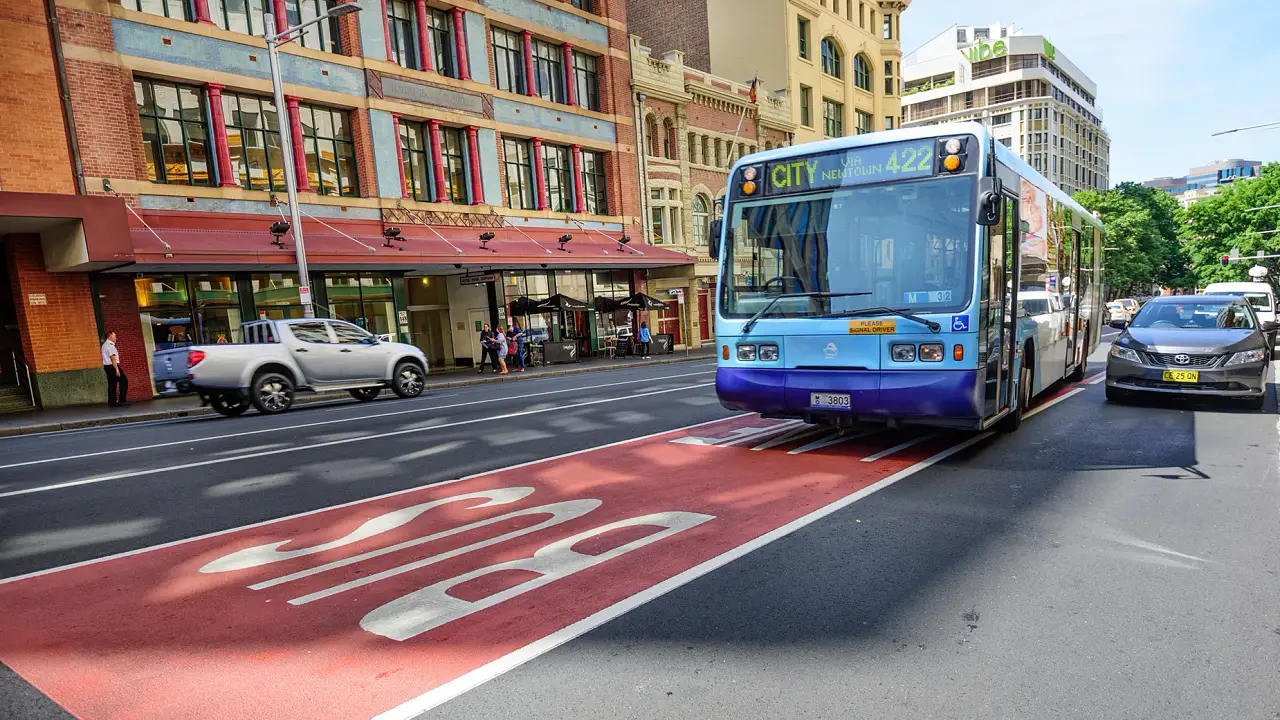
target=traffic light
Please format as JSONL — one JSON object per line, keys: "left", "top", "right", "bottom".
{"left": 1221, "top": 254, "right": 1231, "bottom": 266}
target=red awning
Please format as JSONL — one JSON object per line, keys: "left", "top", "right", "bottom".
{"left": 128, "top": 222, "right": 694, "bottom": 269}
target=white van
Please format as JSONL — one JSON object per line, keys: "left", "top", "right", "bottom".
{"left": 1203, "top": 281, "right": 1276, "bottom": 349}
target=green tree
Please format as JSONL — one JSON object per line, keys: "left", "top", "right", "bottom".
{"left": 1073, "top": 182, "right": 1191, "bottom": 298}
{"left": 1181, "top": 162, "right": 1280, "bottom": 291}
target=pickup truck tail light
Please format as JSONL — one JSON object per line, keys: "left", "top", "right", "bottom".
{"left": 188, "top": 350, "right": 206, "bottom": 368}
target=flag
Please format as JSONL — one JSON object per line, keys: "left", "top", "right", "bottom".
{"left": 748, "top": 76, "right": 758, "bottom": 103}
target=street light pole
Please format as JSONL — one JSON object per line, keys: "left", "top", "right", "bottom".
{"left": 263, "top": 3, "right": 360, "bottom": 318}
{"left": 1211, "top": 120, "right": 1280, "bottom": 137}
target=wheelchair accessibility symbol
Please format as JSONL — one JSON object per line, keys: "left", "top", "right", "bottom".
{"left": 950, "top": 315, "right": 971, "bottom": 332}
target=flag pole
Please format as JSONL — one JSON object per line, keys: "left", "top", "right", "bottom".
{"left": 724, "top": 73, "right": 758, "bottom": 168}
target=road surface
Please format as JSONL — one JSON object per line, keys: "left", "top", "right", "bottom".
{"left": 1, "top": 349, "right": 1277, "bottom": 720}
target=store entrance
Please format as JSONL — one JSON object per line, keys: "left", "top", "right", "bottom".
{"left": 406, "top": 275, "right": 456, "bottom": 368}
{"left": 0, "top": 242, "right": 21, "bottom": 387}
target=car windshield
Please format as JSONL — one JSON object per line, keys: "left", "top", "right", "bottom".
{"left": 1206, "top": 291, "right": 1273, "bottom": 312}
{"left": 719, "top": 175, "right": 975, "bottom": 318}
{"left": 1129, "top": 301, "right": 1256, "bottom": 330}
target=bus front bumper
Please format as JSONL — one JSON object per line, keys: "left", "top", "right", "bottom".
{"left": 716, "top": 367, "right": 983, "bottom": 423}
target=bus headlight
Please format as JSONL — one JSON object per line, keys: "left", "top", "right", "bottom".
{"left": 919, "top": 343, "right": 944, "bottom": 362}
{"left": 737, "top": 344, "right": 757, "bottom": 361}
{"left": 891, "top": 344, "right": 916, "bottom": 362}
{"left": 758, "top": 344, "right": 779, "bottom": 361}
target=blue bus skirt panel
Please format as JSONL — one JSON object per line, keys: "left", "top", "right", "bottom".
{"left": 716, "top": 367, "right": 983, "bottom": 421}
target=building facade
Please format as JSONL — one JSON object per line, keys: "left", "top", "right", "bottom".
{"left": 1, "top": 0, "right": 698, "bottom": 409}
{"left": 630, "top": 37, "right": 795, "bottom": 347}
{"left": 627, "top": 0, "right": 908, "bottom": 144}
{"left": 1144, "top": 159, "right": 1262, "bottom": 208}
{"left": 901, "top": 23, "right": 1109, "bottom": 196}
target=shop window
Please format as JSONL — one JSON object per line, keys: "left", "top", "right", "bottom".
{"left": 503, "top": 137, "right": 535, "bottom": 210}
{"left": 190, "top": 274, "right": 242, "bottom": 343}
{"left": 323, "top": 272, "right": 395, "bottom": 336}
{"left": 492, "top": 27, "right": 526, "bottom": 94}
{"left": 542, "top": 143, "right": 573, "bottom": 213}
{"left": 135, "top": 78, "right": 211, "bottom": 186}
{"left": 252, "top": 273, "right": 304, "bottom": 319}
{"left": 387, "top": 0, "right": 420, "bottom": 70}
{"left": 134, "top": 275, "right": 193, "bottom": 357}
{"left": 124, "top": 0, "right": 187, "bottom": 21}
{"left": 298, "top": 104, "right": 358, "bottom": 197}
{"left": 223, "top": 92, "right": 286, "bottom": 192}
{"left": 580, "top": 149, "right": 608, "bottom": 215}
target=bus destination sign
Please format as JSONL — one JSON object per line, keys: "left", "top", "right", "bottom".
{"left": 765, "top": 140, "right": 936, "bottom": 195}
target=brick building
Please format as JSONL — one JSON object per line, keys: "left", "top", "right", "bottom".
{"left": 0, "top": 0, "right": 694, "bottom": 409}
{"left": 629, "top": 36, "right": 794, "bottom": 347}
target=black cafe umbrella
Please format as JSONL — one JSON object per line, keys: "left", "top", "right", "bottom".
{"left": 509, "top": 296, "right": 538, "bottom": 315}
{"left": 617, "top": 292, "right": 670, "bottom": 310}
{"left": 594, "top": 295, "right": 622, "bottom": 313}
{"left": 534, "top": 293, "right": 591, "bottom": 312}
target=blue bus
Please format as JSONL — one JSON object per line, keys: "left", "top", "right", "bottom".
{"left": 711, "top": 122, "right": 1104, "bottom": 432}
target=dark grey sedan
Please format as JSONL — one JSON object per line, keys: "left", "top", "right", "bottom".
{"left": 1106, "top": 295, "right": 1274, "bottom": 409}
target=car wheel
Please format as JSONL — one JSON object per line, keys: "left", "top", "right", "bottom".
{"left": 251, "top": 372, "right": 295, "bottom": 414}
{"left": 210, "top": 393, "right": 249, "bottom": 417}
{"left": 1104, "top": 385, "right": 1127, "bottom": 404}
{"left": 392, "top": 361, "right": 425, "bottom": 399}
{"left": 349, "top": 387, "right": 381, "bottom": 402}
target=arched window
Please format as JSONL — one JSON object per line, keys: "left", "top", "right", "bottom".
{"left": 821, "top": 38, "right": 842, "bottom": 78}
{"left": 692, "top": 194, "right": 711, "bottom": 246}
{"left": 663, "top": 118, "right": 676, "bottom": 159}
{"left": 854, "top": 54, "right": 872, "bottom": 92}
{"left": 645, "top": 115, "right": 659, "bottom": 156}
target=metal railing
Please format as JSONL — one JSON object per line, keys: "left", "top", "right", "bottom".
{"left": 10, "top": 350, "right": 34, "bottom": 407}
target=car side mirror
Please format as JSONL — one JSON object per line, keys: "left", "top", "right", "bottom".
{"left": 977, "top": 177, "right": 1003, "bottom": 226}
{"left": 1262, "top": 321, "right": 1277, "bottom": 333}
{"left": 708, "top": 219, "right": 723, "bottom": 260}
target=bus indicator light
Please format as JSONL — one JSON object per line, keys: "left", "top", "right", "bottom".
{"left": 943, "top": 154, "right": 962, "bottom": 172}
{"left": 953, "top": 344, "right": 964, "bottom": 361}
{"left": 722, "top": 345, "right": 730, "bottom": 360}
{"left": 742, "top": 180, "right": 758, "bottom": 195}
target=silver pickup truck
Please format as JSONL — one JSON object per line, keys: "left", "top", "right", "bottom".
{"left": 153, "top": 318, "right": 428, "bottom": 416}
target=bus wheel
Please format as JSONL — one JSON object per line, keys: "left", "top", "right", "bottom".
{"left": 999, "top": 362, "right": 1031, "bottom": 433}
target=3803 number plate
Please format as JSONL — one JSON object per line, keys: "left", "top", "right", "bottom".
{"left": 810, "top": 392, "right": 852, "bottom": 410}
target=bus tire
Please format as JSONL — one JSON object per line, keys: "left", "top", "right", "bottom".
{"left": 1067, "top": 355, "right": 1086, "bottom": 382}
{"left": 999, "top": 359, "right": 1031, "bottom": 433}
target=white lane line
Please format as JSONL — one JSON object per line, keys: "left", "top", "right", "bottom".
{"left": 705, "top": 421, "right": 803, "bottom": 448}
{"left": 0, "top": 370, "right": 715, "bottom": 471}
{"left": 0, "top": 413, "right": 748, "bottom": 586}
{"left": 748, "top": 425, "right": 827, "bottom": 451}
{"left": 1088, "top": 373, "right": 1107, "bottom": 385}
{"left": 0, "top": 383, "right": 715, "bottom": 500}
{"left": 787, "top": 430, "right": 876, "bottom": 455}
{"left": 860, "top": 433, "right": 935, "bottom": 462}
{"left": 371, "top": 430, "right": 996, "bottom": 720}
{"left": 1024, "top": 387, "right": 1087, "bottom": 419}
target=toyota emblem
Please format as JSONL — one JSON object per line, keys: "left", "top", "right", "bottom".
{"left": 1174, "top": 354, "right": 1190, "bottom": 365}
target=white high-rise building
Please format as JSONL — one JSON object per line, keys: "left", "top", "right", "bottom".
{"left": 901, "top": 23, "right": 1109, "bottom": 195}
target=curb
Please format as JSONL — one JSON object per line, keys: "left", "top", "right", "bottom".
{"left": 0, "top": 353, "right": 716, "bottom": 438}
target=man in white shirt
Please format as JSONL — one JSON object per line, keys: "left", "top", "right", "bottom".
{"left": 101, "top": 330, "right": 129, "bottom": 407}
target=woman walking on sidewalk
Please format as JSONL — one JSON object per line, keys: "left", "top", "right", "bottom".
{"left": 637, "top": 322, "right": 652, "bottom": 359}
{"left": 509, "top": 323, "right": 526, "bottom": 372}
{"left": 495, "top": 327, "right": 509, "bottom": 375}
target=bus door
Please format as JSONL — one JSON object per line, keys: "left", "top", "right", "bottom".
{"left": 1063, "top": 226, "right": 1081, "bottom": 370}
{"left": 982, "top": 191, "right": 1020, "bottom": 419}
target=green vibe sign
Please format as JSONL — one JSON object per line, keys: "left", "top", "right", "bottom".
{"left": 961, "top": 38, "right": 1007, "bottom": 63}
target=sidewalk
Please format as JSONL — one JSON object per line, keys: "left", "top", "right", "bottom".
{"left": 0, "top": 348, "right": 718, "bottom": 438}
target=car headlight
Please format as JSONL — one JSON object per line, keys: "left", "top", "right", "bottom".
{"left": 1110, "top": 345, "right": 1141, "bottom": 363}
{"left": 918, "top": 343, "right": 944, "bottom": 362}
{"left": 891, "top": 343, "right": 916, "bottom": 362}
{"left": 758, "top": 344, "right": 779, "bottom": 361}
{"left": 1225, "top": 349, "right": 1267, "bottom": 366}
{"left": 737, "top": 344, "right": 757, "bottom": 361}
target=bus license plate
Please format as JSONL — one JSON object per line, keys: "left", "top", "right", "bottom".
{"left": 1162, "top": 370, "right": 1198, "bottom": 383}
{"left": 810, "top": 392, "right": 852, "bottom": 410}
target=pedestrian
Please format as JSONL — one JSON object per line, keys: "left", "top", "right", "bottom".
{"left": 638, "top": 322, "right": 652, "bottom": 359}
{"left": 495, "top": 327, "right": 509, "bottom": 375}
{"left": 101, "top": 330, "right": 129, "bottom": 407}
{"left": 509, "top": 323, "right": 526, "bottom": 372}
{"left": 478, "top": 323, "right": 496, "bottom": 374}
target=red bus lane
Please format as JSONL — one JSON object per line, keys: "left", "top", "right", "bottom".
{"left": 0, "top": 414, "right": 1011, "bottom": 720}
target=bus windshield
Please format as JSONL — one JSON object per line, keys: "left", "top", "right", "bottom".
{"left": 719, "top": 175, "right": 976, "bottom": 319}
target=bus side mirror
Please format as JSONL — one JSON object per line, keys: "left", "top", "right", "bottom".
{"left": 708, "top": 219, "right": 723, "bottom": 260}
{"left": 977, "top": 177, "right": 1003, "bottom": 226}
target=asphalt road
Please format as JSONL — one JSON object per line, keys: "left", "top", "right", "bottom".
{"left": 2, "top": 346, "right": 1278, "bottom": 720}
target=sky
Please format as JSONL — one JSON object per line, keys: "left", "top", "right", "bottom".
{"left": 899, "top": 0, "right": 1280, "bottom": 186}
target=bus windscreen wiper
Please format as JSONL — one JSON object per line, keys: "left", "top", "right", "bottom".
{"left": 820, "top": 306, "right": 942, "bottom": 333}
{"left": 741, "top": 291, "right": 872, "bottom": 335}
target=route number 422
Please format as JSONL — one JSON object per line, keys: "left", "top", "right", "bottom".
{"left": 886, "top": 144, "right": 934, "bottom": 173}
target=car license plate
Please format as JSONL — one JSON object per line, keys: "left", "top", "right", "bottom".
{"left": 1162, "top": 370, "right": 1199, "bottom": 383}
{"left": 810, "top": 392, "right": 852, "bottom": 409}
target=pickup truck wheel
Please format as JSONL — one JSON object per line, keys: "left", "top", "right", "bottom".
{"left": 349, "top": 388, "right": 381, "bottom": 402}
{"left": 210, "top": 394, "right": 249, "bottom": 417}
{"left": 251, "top": 372, "right": 294, "bottom": 414}
{"left": 392, "top": 361, "right": 425, "bottom": 398}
